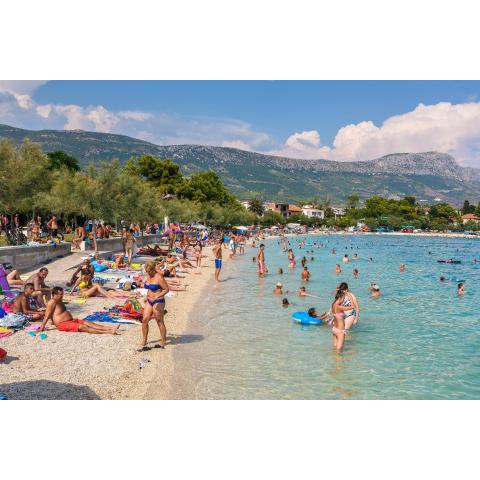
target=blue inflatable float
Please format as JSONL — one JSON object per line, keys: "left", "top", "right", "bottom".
{"left": 292, "top": 311, "right": 323, "bottom": 325}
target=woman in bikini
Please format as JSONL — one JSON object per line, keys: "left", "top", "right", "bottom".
{"left": 287, "top": 249, "right": 296, "bottom": 269}
{"left": 139, "top": 261, "right": 169, "bottom": 351}
{"left": 337, "top": 282, "right": 360, "bottom": 330}
{"left": 194, "top": 240, "right": 202, "bottom": 267}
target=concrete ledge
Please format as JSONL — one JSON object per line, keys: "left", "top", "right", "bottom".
{"left": 0, "top": 243, "right": 72, "bottom": 273}
{"left": 95, "top": 234, "right": 166, "bottom": 252}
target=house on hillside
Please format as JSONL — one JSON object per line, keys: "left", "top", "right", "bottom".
{"left": 301, "top": 205, "right": 325, "bottom": 219}
{"left": 263, "top": 202, "right": 303, "bottom": 219}
{"left": 462, "top": 213, "right": 480, "bottom": 224}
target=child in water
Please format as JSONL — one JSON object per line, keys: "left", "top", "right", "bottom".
{"left": 457, "top": 283, "right": 465, "bottom": 295}
{"left": 301, "top": 267, "right": 311, "bottom": 281}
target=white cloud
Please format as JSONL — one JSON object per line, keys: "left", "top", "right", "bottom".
{"left": 0, "top": 80, "right": 47, "bottom": 96}
{"left": 222, "top": 140, "right": 251, "bottom": 150}
{"left": 272, "top": 102, "right": 480, "bottom": 167}
{"left": 0, "top": 87, "right": 272, "bottom": 151}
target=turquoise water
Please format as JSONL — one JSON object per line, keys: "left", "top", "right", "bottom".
{"left": 172, "top": 235, "right": 480, "bottom": 399}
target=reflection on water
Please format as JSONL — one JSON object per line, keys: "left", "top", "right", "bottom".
{"left": 171, "top": 235, "right": 480, "bottom": 399}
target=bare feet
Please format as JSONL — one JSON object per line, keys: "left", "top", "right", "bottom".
{"left": 111, "top": 325, "right": 120, "bottom": 334}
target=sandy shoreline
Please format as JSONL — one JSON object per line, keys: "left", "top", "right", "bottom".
{"left": 0, "top": 247, "right": 216, "bottom": 400}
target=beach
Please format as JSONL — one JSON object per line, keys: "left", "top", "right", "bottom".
{"left": 0, "top": 247, "right": 216, "bottom": 400}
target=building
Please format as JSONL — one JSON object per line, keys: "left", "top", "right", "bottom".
{"left": 263, "top": 202, "right": 302, "bottom": 219}
{"left": 462, "top": 213, "right": 480, "bottom": 224}
{"left": 332, "top": 207, "right": 345, "bottom": 217}
{"left": 240, "top": 201, "right": 250, "bottom": 209}
{"left": 301, "top": 205, "right": 325, "bottom": 219}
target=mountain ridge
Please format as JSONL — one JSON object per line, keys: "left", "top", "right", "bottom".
{"left": 1, "top": 123, "right": 479, "bottom": 204}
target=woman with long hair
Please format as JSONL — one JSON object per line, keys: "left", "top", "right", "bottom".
{"left": 337, "top": 282, "right": 360, "bottom": 330}
{"left": 139, "top": 262, "right": 169, "bottom": 351}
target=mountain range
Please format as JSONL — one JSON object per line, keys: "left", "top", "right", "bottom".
{"left": 1, "top": 123, "right": 479, "bottom": 205}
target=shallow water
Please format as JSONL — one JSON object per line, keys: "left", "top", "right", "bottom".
{"left": 172, "top": 235, "right": 480, "bottom": 399}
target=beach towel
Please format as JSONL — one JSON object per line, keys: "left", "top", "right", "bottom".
{"left": 0, "top": 313, "right": 30, "bottom": 328}
{"left": 83, "top": 312, "right": 140, "bottom": 325}
{"left": 0, "top": 327, "right": 13, "bottom": 339}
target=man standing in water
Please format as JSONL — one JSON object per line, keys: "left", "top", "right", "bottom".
{"left": 256, "top": 243, "right": 267, "bottom": 276}
{"left": 212, "top": 239, "right": 223, "bottom": 282}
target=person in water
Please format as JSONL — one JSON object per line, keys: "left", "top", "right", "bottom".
{"left": 353, "top": 268, "right": 359, "bottom": 279}
{"left": 337, "top": 282, "right": 360, "bottom": 330}
{"left": 212, "top": 239, "right": 223, "bottom": 282}
{"left": 369, "top": 282, "right": 381, "bottom": 297}
{"left": 457, "top": 282, "right": 465, "bottom": 295}
{"left": 307, "top": 307, "right": 317, "bottom": 318}
{"left": 39, "top": 287, "right": 119, "bottom": 334}
{"left": 287, "top": 249, "right": 296, "bottom": 268}
{"left": 343, "top": 254, "right": 349, "bottom": 264}
{"left": 440, "top": 276, "right": 446, "bottom": 282}
{"left": 278, "top": 267, "right": 284, "bottom": 275}
{"left": 335, "top": 264, "right": 342, "bottom": 274}
{"left": 282, "top": 298, "right": 290, "bottom": 307}
{"left": 400, "top": 263, "right": 406, "bottom": 272}
{"left": 139, "top": 262, "right": 169, "bottom": 351}
{"left": 301, "top": 266, "right": 310, "bottom": 281}
{"left": 256, "top": 243, "right": 267, "bottom": 276}
{"left": 298, "top": 286, "right": 307, "bottom": 296}
{"left": 273, "top": 283, "right": 283, "bottom": 295}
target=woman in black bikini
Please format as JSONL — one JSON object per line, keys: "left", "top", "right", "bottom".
{"left": 139, "top": 262, "right": 169, "bottom": 351}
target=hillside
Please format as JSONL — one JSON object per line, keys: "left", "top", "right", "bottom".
{"left": 1, "top": 123, "right": 479, "bottom": 204}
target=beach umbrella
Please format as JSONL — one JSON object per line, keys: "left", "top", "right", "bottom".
{"left": 233, "top": 226, "right": 248, "bottom": 231}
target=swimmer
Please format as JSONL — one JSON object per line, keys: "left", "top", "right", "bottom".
{"left": 307, "top": 307, "right": 317, "bottom": 318}
{"left": 287, "top": 249, "right": 296, "bottom": 268}
{"left": 282, "top": 298, "right": 290, "bottom": 307}
{"left": 256, "top": 243, "right": 267, "bottom": 276}
{"left": 301, "top": 256, "right": 307, "bottom": 267}
{"left": 301, "top": 266, "right": 310, "bottom": 281}
{"left": 299, "top": 286, "right": 307, "bottom": 297}
{"left": 353, "top": 253, "right": 358, "bottom": 260}
{"left": 278, "top": 267, "right": 284, "bottom": 275}
{"left": 353, "top": 268, "right": 359, "bottom": 279}
{"left": 369, "top": 282, "right": 381, "bottom": 297}
{"left": 331, "top": 248, "right": 336, "bottom": 254}
{"left": 335, "top": 264, "right": 342, "bottom": 274}
{"left": 400, "top": 263, "right": 406, "bottom": 272}
{"left": 440, "top": 276, "right": 446, "bottom": 282}
{"left": 457, "top": 282, "right": 465, "bottom": 295}
{"left": 273, "top": 282, "right": 283, "bottom": 295}
{"left": 343, "top": 254, "right": 349, "bottom": 264}
{"left": 369, "top": 257, "right": 373, "bottom": 262}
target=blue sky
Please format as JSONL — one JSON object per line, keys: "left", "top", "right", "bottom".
{"left": 1, "top": 80, "right": 480, "bottom": 166}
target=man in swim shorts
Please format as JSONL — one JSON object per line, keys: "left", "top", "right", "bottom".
{"left": 25, "top": 267, "right": 51, "bottom": 308}
{"left": 256, "top": 243, "right": 266, "bottom": 276}
{"left": 38, "top": 286, "right": 119, "bottom": 334}
{"left": 13, "top": 283, "right": 45, "bottom": 321}
{"left": 212, "top": 239, "right": 223, "bottom": 282}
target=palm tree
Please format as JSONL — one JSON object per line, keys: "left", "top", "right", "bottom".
{"left": 248, "top": 197, "right": 264, "bottom": 216}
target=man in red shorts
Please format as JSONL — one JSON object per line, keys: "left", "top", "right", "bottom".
{"left": 38, "top": 286, "right": 119, "bottom": 334}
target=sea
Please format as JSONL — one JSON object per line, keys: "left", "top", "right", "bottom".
{"left": 170, "top": 234, "right": 480, "bottom": 399}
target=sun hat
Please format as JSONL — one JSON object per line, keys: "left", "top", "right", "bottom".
{"left": 276, "top": 282, "right": 283, "bottom": 287}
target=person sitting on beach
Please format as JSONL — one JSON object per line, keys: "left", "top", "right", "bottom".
{"left": 369, "top": 282, "right": 381, "bottom": 297}
{"left": 139, "top": 262, "right": 169, "bottom": 351}
{"left": 2, "top": 263, "right": 24, "bottom": 286}
{"left": 335, "top": 264, "right": 342, "bottom": 274}
{"left": 273, "top": 282, "right": 283, "bottom": 295}
{"left": 25, "top": 267, "right": 51, "bottom": 308}
{"left": 301, "top": 266, "right": 310, "bottom": 281}
{"left": 13, "top": 283, "right": 45, "bottom": 321}
{"left": 299, "top": 286, "right": 308, "bottom": 296}
{"left": 72, "top": 225, "right": 86, "bottom": 250}
{"left": 38, "top": 286, "right": 119, "bottom": 334}
{"left": 68, "top": 258, "right": 95, "bottom": 287}
{"left": 457, "top": 282, "right": 465, "bottom": 295}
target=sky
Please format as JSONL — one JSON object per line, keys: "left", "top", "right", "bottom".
{"left": 1, "top": 80, "right": 480, "bottom": 167}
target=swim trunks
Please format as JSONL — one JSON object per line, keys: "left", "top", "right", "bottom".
{"left": 57, "top": 319, "right": 85, "bottom": 332}
{"left": 215, "top": 259, "right": 222, "bottom": 269}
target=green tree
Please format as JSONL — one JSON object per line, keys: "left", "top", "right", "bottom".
{"left": 248, "top": 197, "right": 264, "bottom": 216}
{"left": 47, "top": 150, "right": 80, "bottom": 171}
{"left": 177, "top": 171, "right": 236, "bottom": 206}
{"left": 261, "top": 210, "right": 285, "bottom": 226}
{"left": 346, "top": 194, "right": 360, "bottom": 210}
{"left": 462, "top": 199, "right": 475, "bottom": 214}
{"left": 125, "top": 155, "right": 184, "bottom": 193}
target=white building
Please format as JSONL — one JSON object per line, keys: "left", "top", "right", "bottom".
{"left": 301, "top": 205, "right": 325, "bottom": 219}
{"left": 332, "top": 207, "right": 345, "bottom": 217}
